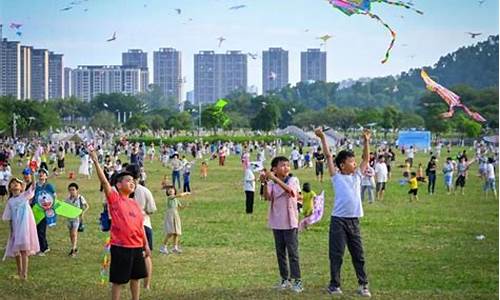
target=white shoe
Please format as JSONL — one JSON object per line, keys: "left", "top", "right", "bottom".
{"left": 172, "top": 247, "right": 182, "bottom": 254}
{"left": 357, "top": 285, "right": 372, "bottom": 297}
{"left": 275, "top": 279, "right": 291, "bottom": 290}
{"left": 159, "top": 245, "right": 169, "bottom": 255}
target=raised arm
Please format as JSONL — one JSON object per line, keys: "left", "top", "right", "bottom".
{"left": 88, "top": 144, "right": 112, "bottom": 196}
{"left": 315, "top": 128, "right": 336, "bottom": 177}
{"left": 266, "top": 170, "right": 295, "bottom": 196}
{"left": 360, "top": 129, "right": 371, "bottom": 173}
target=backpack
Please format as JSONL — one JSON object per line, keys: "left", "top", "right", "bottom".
{"left": 100, "top": 205, "right": 111, "bottom": 232}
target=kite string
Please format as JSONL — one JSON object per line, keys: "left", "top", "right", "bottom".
{"left": 375, "top": 0, "right": 424, "bottom": 15}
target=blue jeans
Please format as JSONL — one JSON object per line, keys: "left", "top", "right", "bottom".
{"left": 172, "top": 171, "right": 181, "bottom": 189}
{"left": 428, "top": 173, "right": 436, "bottom": 194}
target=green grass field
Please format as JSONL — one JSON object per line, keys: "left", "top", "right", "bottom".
{"left": 0, "top": 147, "right": 498, "bottom": 299}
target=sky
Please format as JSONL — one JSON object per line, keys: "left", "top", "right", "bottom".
{"left": 1, "top": 0, "right": 499, "bottom": 95}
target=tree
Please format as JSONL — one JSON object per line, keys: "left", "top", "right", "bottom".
{"left": 89, "top": 111, "right": 119, "bottom": 131}
{"left": 250, "top": 102, "right": 281, "bottom": 131}
{"left": 125, "top": 114, "right": 148, "bottom": 130}
{"left": 149, "top": 115, "right": 166, "bottom": 131}
{"left": 166, "top": 112, "right": 193, "bottom": 131}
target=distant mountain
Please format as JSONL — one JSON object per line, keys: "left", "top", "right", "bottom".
{"left": 333, "top": 35, "right": 499, "bottom": 110}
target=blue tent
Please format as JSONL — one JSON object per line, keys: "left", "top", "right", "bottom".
{"left": 397, "top": 131, "right": 431, "bottom": 149}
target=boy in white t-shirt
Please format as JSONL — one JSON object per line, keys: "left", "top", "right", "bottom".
{"left": 483, "top": 157, "right": 497, "bottom": 199}
{"left": 315, "top": 127, "right": 371, "bottom": 298}
{"left": 374, "top": 156, "right": 388, "bottom": 201}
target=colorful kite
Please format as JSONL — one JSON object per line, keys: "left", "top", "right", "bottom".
{"left": 211, "top": 98, "right": 230, "bottom": 127}
{"left": 420, "top": 69, "right": 487, "bottom": 123}
{"left": 317, "top": 34, "right": 333, "bottom": 43}
{"left": 327, "top": 0, "right": 423, "bottom": 63}
{"left": 99, "top": 237, "right": 111, "bottom": 285}
{"left": 299, "top": 191, "right": 325, "bottom": 231}
{"left": 32, "top": 194, "right": 82, "bottom": 227}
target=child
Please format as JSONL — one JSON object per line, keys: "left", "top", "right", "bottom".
{"left": 2, "top": 178, "right": 39, "bottom": 280}
{"left": 161, "top": 175, "right": 170, "bottom": 190}
{"left": 443, "top": 157, "right": 455, "bottom": 195}
{"left": 33, "top": 168, "right": 56, "bottom": 255}
{"left": 243, "top": 166, "right": 256, "bottom": 214}
{"left": 301, "top": 182, "right": 316, "bottom": 217}
{"left": 408, "top": 172, "right": 419, "bottom": 202}
{"left": 416, "top": 163, "right": 426, "bottom": 182}
{"left": 200, "top": 161, "right": 208, "bottom": 179}
{"left": 183, "top": 162, "right": 192, "bottom": 194}
{"left": 360, "top": 165, "right": 375, "bottom": 204}
{"left": 483, "top": 157, "right": 497, "bottom": 199}
{"left": 315, "top": 127, "right": 371, "bottom": 297}
{"left": 65, "top": 182, "right": 89, "bottom": 257}
{"left": 0, "top": 163, "right": 11, "bottom": 202}
{"left": 160, "top": 186, "right": 186, "bottom": 255}
{"left": 262, "top": 156, "right": 303, "bottom": 293}
{"left": 88, "top": 145, "right": 150, "bottom": 300}
{"left": 455, "top": 157, "right": 475, "bottom": 195}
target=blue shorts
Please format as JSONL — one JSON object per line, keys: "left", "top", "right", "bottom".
{"left": 444, "top": 175, "right": 453, "bottom": 187}
{"left": 483, "top": 178, "right": 496, "bottom": 192}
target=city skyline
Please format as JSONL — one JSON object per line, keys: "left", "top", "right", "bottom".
{"left": 2, "top": 0, "right": 498, "bottom": 93}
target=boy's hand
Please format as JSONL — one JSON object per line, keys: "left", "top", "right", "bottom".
{"left": 314, "top": 127, "right": 325, "bottom": 138}
{"left": 265, "top": 170, "right": 275, "bottom": 180}
{"left": 362, "top": 129, "right": 371, "bottom": 142}
{"left": 143, "top": 247, "right": 151, "bottom": 258}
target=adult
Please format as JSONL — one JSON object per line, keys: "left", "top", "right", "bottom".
{"left": 57, "top": 146, "right": 65, "bottom": 174}
{"left": 126, "top": 164, "right": 157, "bottom": 290}
{"left": 374, "top": 156, "right": 388, "bottom": 201}
{"left": 170, "top": 154, "right": 183, "bottom": 190}
{"left": 426, "top": 156, "right": 437, "bottom": 195}
{"left": 290, "top": 147, "right": 300, "bottom": 170}
{"left": 243, "top": 166, "right": 256, "bottom": 214}
{"left": 406, "top": 146, "right": 415, "bottom": 168}
{"left": 314, "top": 148, "right": 325, "bottom": 182}
{"left": 33, "top": 168, "right": 56, "bottom": 255}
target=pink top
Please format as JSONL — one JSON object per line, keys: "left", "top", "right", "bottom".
{"left": 266, "top": 180, "right": 299, "bottom": 230}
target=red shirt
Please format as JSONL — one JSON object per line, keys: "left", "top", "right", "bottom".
{"left": 107, "top": 190, "right": 145, "bottom": 248}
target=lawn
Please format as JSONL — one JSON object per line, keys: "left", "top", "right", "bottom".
{"left": 0, "top": 146, "right": 497, "bottom": 299}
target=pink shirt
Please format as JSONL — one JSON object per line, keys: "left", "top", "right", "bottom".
{"left": 266, "top": 180, "right": 299, "bottom": 230}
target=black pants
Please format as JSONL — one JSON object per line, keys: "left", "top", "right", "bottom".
{"left": 329, "top": 217, "right": 368, "bottom": 288}
{"left": 273, "top": 229, "right": 301, "bottom": 280}
{"left": 245, "top": 191, "right": 254, "bottom": 214}
{"left": 183, "top": 181, "right": 191, "bottom": 193}
{"left": 428, "top": 173, "right": 436, "bottom": 193}
{"left": 293, "top": 160, "right": 299, "bottom": 170}
{"left": 37, "top": 218, "right": 49, "bottom": 252}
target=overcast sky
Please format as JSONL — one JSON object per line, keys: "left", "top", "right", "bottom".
{"left": 2, "top": 0, "right": 498, "bottom": 93}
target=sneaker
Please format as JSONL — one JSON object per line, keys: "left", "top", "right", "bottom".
{"left": 43, "top": 248, "right": 51, "bottom": 254}
{"left": 68, "top": 249, "right": 74, "bottom": 256}
{"left": 327, "top": 286, "right": 343, "bottom": 295}
{"left": 291, "top": 280, "right": 303, "bottom": 293}
{"left": 172, "top": 247, "right": 183, "bottom": 254}
{"left": 357, "top": 285, "right": 372, "bottom": 297}
{"left": 275, "top": 279, "right": 291, "bottom": 290}
{"left": 36, "top": 251, "right": 45, "bottom": 257}
{"left": 159, "top": 245, "right": 168, "bottom": 255}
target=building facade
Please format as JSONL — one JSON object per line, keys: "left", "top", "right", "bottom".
{"left": 48, "top": 52, "right": 64, "bottom": 99}
{"left": 301, "top": 48, "right": 326, "bottom": 82}
{"left": 30, "top": 49, "right": 49, "bottom": 101}
{"left": 262, "top": 48, "right": 288, "bottom": 95}
{"left": 153, "top": 48, "right": 182, "bottom": 103}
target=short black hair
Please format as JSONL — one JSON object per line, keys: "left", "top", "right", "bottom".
{"left": 271, "top": 156, "right": 289, "bottom": 168}
{"left": 113, "top": 171, "right": 134, "bottom": 186}
{"left": 302, "top": 182, "right": 311, "bottom": 193}
{"left": 68, "top": 182, "right": 79, "bottom": 190}
{"left": 410, "top": 172, "right": 417, "bottom": 177}
{"left": 125, "top": 164, "right": 140, "bottom": 180}
{"left": 335, "top": 150, "right": 355, "bottom": 169}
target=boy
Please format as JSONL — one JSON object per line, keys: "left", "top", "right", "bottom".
{"left": 408, "top": 172, "right": 419, "bottom": 202}
{"left": 243, "top": 165, "right": 255, "bottom": 214}
{"left": 33, "top": 168, "right": 56, "bottom": 255}
{"left": 89, "top": 145, "right": 150, "bottom": 300}
{"left": 374, "top": 155, "right": 388, "bottom": 201}
{"left": 65, "top": 182, "right": 89, "bottom": 256}
{"left": 315, "top": 127, "right": 371, "bottom": 297}
{"left": 262, "top": 156, "right": 303, "bottom": 293}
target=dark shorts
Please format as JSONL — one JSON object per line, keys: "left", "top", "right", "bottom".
{"left": 455, "top": 175, "right": 466, "bottom": 188}
{"left": 408, "top": 188, "right": 418, "bottom": 195}
{"left": 57, "top": 159, "right": 65, "bottom": 168}
{"left": 0, "top": 186, "right": 6, "bottom": 196}
{"left": 315, "top": 163, "right": 324, "bottom": 176}
{"left": 376, "top": 182, "right": 386, "bottom": 192}
{"left": 144, "top": 226, "right": 153, "bottom": 250}
{"left": 110, "top": 245, "right": 147, "bottom": 284}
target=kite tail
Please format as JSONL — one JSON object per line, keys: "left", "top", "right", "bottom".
{"left": 376, "top": 0, "right": 424, "bottom": 14}
{"left": 366, "top": 12, "right": 397, "bottom": 64}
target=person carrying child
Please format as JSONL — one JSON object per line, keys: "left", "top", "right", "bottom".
{"left": 261, "top": 156, "right": 303, "bottom": 293}
{"left": 2, "top": 178, "right": 39, "bottom": 280}
{"left": 88, "top": 145, "right": 150, "bottom": 300}
{"left": 65, "top": 182, "right": 89, "bottom": 257}
{"left": 315, "top": 127, "right": 372, "bottom": 297}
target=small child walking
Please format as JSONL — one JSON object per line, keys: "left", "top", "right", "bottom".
{"left": 301, "top": 182, "right": 316, "bottom": 218}
{"left": 408, "top": 172, "right": 419, "bottom": 202}
{"left": 200, "top": 161, "right": 208, "bottom": 179}
{"left": 65, "top": 182, "right": 89, "bottom": 257}
{"left": 262, "top": 156, "right": 303, "bottom": 293}
{"left": 2, "top": 178, "right": 39, "bottom": 280}
{"left": 160, "top": 186, "right": 186, "bottom": 255}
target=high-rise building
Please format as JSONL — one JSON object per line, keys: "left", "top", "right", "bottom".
{"left": 48, "top": 52, "right": 64, "bottom": 99}
{"left": 262, "top": 48, "right": 288, "bottom": 95}
{"left": 153, "top": 48, "right": 182, "bottom": 103}
{"left": 0, "top": 35, "right": 21, "bottom": 98}
{"left": 194, "top": 50, "right": 247, "bottom": 104}
{"left": 122, "top": 67, "right": 142, "bottom": 95}
{"left": 64, "top": 67, "right": 72, "bottom": 98}
{"left": 301, "top": 49, "right": 326, "bottom": 82}
{"left": 20, "top": 46, "right": 32, "bottom": 100}
{"left": 122, "top": 49, "right": 148, "bottom": 70}
{"left": 30, "top": 49, "right": 49, "bottom": 100}
{"left": 72, "top": 66, "right": 92, "bottom": 102}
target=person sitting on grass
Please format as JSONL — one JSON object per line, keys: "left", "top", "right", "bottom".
{"left": 408, "top": 172, "right": 419, "bottom": 202}
{"left": 88, "top": 145, "right": 150, "bottom": 300}
{"left": 315, "top": 127, "right": 372, "bottom": 298}
{"left": 262, "top": 156, "right": 303, "bottom": 293}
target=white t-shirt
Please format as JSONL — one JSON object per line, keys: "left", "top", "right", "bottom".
{"left": 331, "top": 169, "right": 364, "bottom": 218}
{"left": 374, "top": 162, "right": 388, "bottom": 183}
{"left": 0, "top": 170, "right": 11, "bottom": 186}
{"left": 133, "top": 184, "right": 157, "bottom": 229}
{"left": 406, "top": 148, "right": 415, "bottom": 159}
{"left": 487, "top": 163, "right": 496, "bottom": 179}
{"left": 243, "top": 169, "right": 255, "bottom": 192}
{"left": 291, "top": 150, "right": 300, "bottom": 161}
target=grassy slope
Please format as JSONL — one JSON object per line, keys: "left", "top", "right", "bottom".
{"left": 0, "top": 147, "right": 497, "bottom": 300}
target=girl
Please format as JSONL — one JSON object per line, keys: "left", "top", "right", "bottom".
{"left": 159, "top": 186, "right": 186, "bottom": 255}
{"left": 200, "top": 161, "right": 208, "bottom": 179}
{"left": 2, "top": 178, "right": 39, "bottom": 280}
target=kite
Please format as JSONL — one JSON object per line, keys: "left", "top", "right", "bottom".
{"left": 327, "top": 0, "right": 423, "bottom": 63}
{"left": 420, "top": 69, "right": 486, "bottom": 123}
{"left": 217, "top": 36, "right": 226, "bottom": 48}
{"left": 211, "top": 98, "right": 230, "bottom": 127}
{"left": 174, "top": 8, "right": 182, "bottom": 14}
{"left": 229, "top": 5, "right": 246, "bottom": 10}
{"left": 60, "top": 6, "right": 73, "bottom": 11}
{"left": 317, "top": 34, "right": 333, "bottom": 43}
{"left": 299, "top": 191, "right": 325, "bottom": 231}
{"left": 466, "top": 32, "right": 482, "bottom": 39}
{"left": 214, "top": 98, "right": 228, "bottom": 110}
{"left": 269, "top": 72, "right": 277, "bottom": 80}
{"left": 9, "top": 23, "right": 22, "bottom": 30}
{"left": 247, "top": 53, "right": 258, "bottom": 60}
{"left": 99, "top": 237, "right": 111, "bottom": 284}
{"left": 32, "top": 193, "right": 83, "bottom": 227}
{"left": 106, "top": 32, "right": 116, "bottom": 42}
